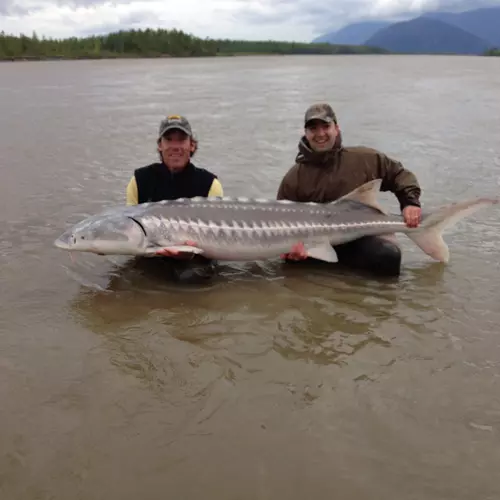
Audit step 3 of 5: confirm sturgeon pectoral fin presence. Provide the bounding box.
[160,245,205,254]
[143,245,205,256]
[306,243,338,263]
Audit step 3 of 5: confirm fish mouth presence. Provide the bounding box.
[53,230,74,250]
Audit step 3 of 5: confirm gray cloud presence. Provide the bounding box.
[78,9,167,36]
[232,0,500,36]
[0,0,31,16]
[2,0,500,41]
[0,0,136,17]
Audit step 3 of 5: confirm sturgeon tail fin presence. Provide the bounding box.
[406,197,499,263]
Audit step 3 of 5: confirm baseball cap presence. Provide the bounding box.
[304,103,337,126]
[158,114,193,139]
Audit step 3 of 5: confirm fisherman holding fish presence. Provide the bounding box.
[125,114,224,282]
[277,103,422,277]
[56,132,497,274]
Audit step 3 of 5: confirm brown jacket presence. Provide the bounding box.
[277,134,421,210]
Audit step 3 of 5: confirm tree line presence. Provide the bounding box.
[0,28,387,60]
[484,48,500,56]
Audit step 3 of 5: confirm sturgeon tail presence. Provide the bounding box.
[406,197,499,263]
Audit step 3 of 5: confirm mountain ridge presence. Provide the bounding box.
[364,16,492,54]
[312,21,392,45]
[313,6,500,54]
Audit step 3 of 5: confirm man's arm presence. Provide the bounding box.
[276,165,300,201]
[126,176,138,205]
[378,154,421,211]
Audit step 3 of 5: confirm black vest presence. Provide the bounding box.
[134,162,217,203]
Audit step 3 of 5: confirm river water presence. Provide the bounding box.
[1,54,499,499]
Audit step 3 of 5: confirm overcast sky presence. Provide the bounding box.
[1,0,499,41]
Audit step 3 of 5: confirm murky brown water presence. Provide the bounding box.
[1,54,500,499]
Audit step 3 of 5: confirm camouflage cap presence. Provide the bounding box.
[304,103,337,126]
[158,114,193,139]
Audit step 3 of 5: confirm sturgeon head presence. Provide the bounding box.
[54,213,149,255]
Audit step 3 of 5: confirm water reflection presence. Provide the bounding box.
[67,255,449,401]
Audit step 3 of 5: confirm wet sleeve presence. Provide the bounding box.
[126,176,138,205]
[379,154,421,210]
[208,178,224,197]
[276,166,300,201]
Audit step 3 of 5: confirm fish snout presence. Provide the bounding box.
[54,230,75,250]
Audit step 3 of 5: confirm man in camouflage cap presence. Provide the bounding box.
[277,102,423,278]
[125,114,224,283]
[304,102,337,126]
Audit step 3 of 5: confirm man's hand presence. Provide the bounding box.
[403,206,421,228]
[156,240,199,259]
[281,242,308,261]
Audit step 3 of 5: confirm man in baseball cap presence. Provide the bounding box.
[157,114,194,140]
[304,102,337,126]
[124,113,224,283]
[277,101,423,278]
[126,113,222,205]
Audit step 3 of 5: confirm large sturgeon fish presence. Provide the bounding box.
[54,179,498,263]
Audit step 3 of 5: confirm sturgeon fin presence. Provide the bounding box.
[306,242,338,263]
[162,245,204,254]
[337,179,386,214]
[406,197,499,263]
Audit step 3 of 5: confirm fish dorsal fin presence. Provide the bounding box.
[336,179,386,214]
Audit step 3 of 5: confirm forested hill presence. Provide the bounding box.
[0,28,388,60]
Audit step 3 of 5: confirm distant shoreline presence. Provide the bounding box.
[0,29,387,61]
[2,51,497,62]
[2,51,499,62]
[0,52,384,62]
[0,51,388,62]
[1,28,497,61]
